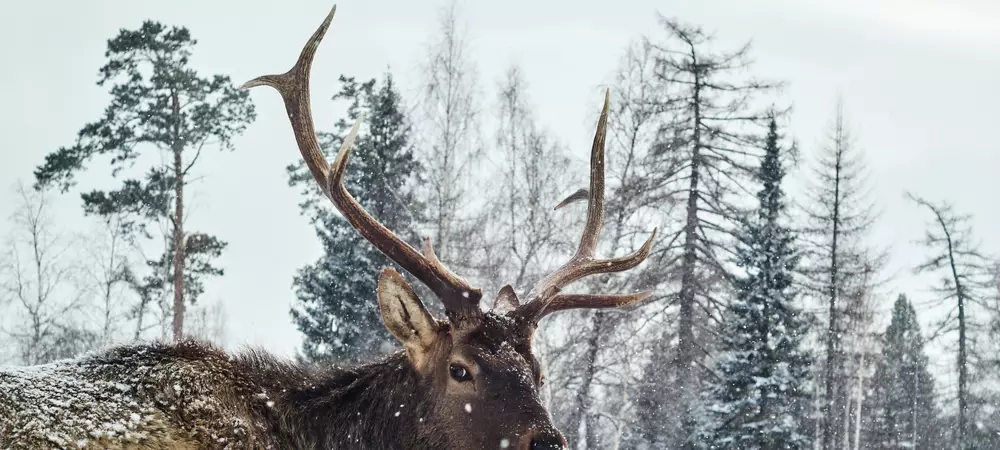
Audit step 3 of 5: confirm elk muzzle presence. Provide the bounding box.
[518,427,567,450]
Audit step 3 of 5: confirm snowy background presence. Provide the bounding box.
[0,0,998,448]
[1,0,996,360]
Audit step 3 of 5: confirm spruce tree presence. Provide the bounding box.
[862,294,939,450]
[697,118,812,450]
[32,21,256,341]
[287,73,422,364]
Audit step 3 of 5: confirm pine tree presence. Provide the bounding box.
[32,21,256,341]
[697,118,812,450]
[862,294,939,450]
[287,73,422,364]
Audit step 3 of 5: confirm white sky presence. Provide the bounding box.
[1,0,998,379]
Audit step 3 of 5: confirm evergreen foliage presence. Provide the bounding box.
[32,21,256,340]
[862,294,939,450]
[287,73,423,364]
[698,118,812,450]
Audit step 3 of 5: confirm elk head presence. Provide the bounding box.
[241,5,656,449]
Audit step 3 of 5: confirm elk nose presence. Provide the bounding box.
[528,430,566,450]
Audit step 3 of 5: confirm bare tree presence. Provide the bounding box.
[798,99,884,450]
[907,194,995,450]
[636,16,785,447]
[185,298,228,346]
[415,0,484,270]
[0,183,94,365]
[475,65,578,296]
[78,213,134,347]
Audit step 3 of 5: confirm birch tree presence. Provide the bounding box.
[475,66,576,296]
[79,213,134,347]
[0,184,94,365]
[415,1,484,271]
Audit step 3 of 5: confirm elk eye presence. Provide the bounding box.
[449,364,472,382]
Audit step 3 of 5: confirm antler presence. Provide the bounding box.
[513,89,657,323]
[240,5,483,319]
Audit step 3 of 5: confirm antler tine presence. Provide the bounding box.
[420,237,475,297]
[241,5,483,319]
[515,89,657,322]
[546,291,653,313]
[239,5,338,197]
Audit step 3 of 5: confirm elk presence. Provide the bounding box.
[0,5,656,449]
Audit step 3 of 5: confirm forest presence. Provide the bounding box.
[1,2,998,449]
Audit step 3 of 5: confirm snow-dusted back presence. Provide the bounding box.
[1,342,271,449]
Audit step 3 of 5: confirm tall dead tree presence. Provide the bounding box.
[983,264,1000,445]
[636,16,784,448]
[908,194,995,450]
[799,100,883,450]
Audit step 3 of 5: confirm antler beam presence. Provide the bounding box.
[240,5,483,318]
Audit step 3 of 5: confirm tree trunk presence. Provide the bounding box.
[943,225,968,449]
[171,90,186,342]
[852,351,865,450]
[822,117,844,450]
[676,134,700,447]
[676,63,703,450]
[957,292,967,450]
[576,312,606,448]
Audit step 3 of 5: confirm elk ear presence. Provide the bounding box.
[377,268,439,369]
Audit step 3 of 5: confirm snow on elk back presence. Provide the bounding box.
[0,341,278,449]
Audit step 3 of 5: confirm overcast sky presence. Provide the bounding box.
[1,0,998,373]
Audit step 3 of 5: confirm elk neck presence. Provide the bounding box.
[239,349,441,449]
